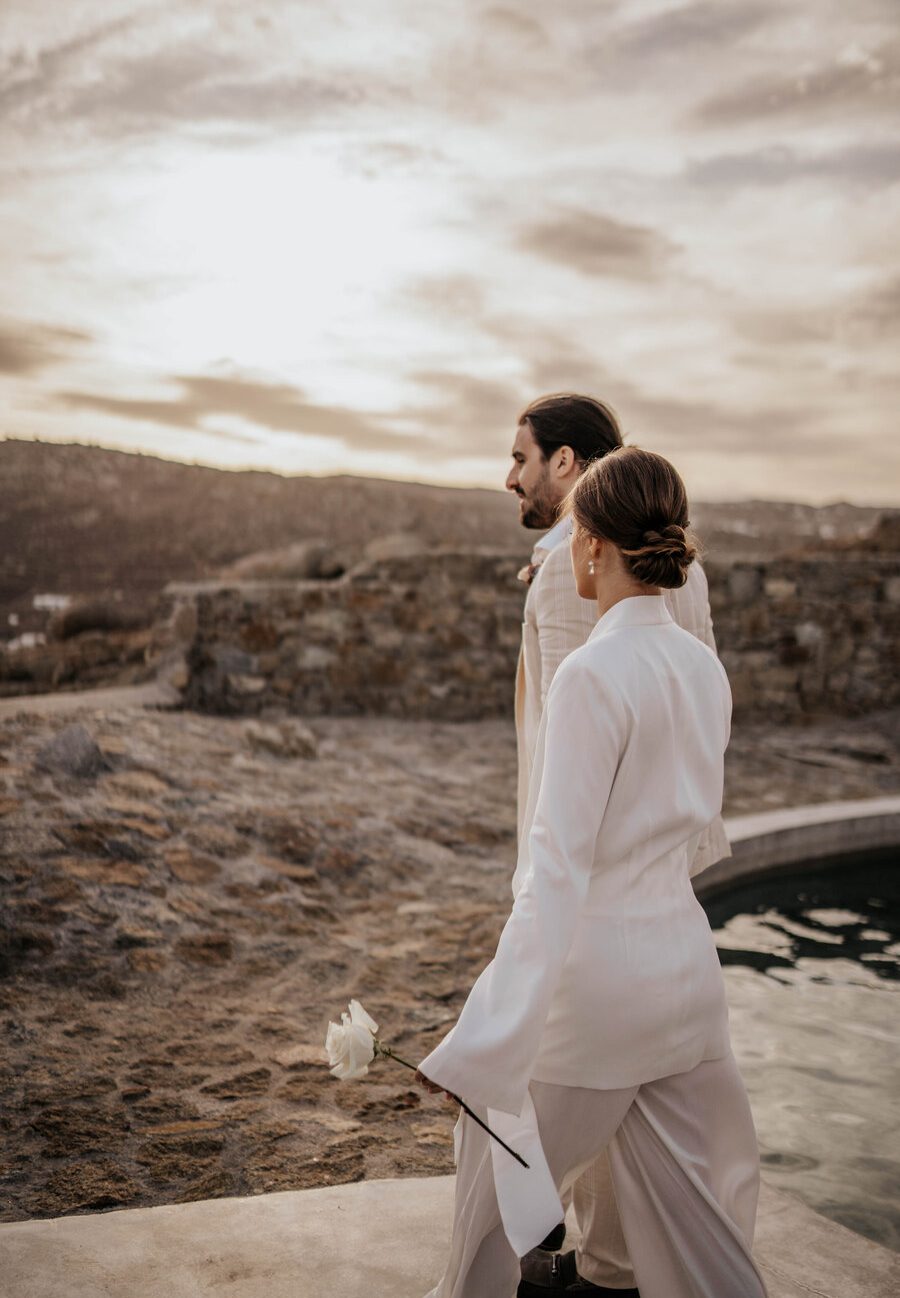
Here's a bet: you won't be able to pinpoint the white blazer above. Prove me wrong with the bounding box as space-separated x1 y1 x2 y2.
515 524 730 873
421 595 733 1118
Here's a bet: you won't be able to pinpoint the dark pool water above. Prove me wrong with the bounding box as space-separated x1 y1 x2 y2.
704 854 900 1253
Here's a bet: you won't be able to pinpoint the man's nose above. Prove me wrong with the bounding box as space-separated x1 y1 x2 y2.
505 466 519 491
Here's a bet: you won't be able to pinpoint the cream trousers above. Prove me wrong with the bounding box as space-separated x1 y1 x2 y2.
572 1147 634 1287
424 1053 768 1298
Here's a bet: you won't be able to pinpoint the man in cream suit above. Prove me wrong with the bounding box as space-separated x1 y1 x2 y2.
507 394 730 1297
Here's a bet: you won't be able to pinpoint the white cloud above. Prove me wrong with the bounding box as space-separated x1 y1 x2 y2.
0 0 897 504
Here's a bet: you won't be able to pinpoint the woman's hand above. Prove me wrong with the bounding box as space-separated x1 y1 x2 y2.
415 1069 458 1105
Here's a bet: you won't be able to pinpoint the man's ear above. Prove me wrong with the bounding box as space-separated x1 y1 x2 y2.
552 445 578 477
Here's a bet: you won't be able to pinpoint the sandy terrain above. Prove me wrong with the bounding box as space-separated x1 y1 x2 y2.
1 700 898 1221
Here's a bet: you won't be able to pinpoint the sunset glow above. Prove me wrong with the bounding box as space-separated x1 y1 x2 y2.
1 0 898 502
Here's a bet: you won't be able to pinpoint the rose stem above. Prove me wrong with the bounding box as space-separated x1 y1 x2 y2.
376 1044 530 1170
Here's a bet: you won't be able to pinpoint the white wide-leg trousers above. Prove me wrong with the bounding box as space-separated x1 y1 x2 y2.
423 1053 768 1298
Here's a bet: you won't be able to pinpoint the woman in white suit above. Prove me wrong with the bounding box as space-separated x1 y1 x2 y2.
417 447 767 1298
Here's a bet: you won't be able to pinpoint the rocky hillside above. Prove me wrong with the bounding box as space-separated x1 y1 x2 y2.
1 438 885 641
1 440 524 638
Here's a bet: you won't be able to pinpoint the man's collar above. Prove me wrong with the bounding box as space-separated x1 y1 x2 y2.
532 514 572 560
517 515 572 586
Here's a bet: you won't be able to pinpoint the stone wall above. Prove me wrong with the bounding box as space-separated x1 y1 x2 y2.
163 550 899 723
706 555 900 718
170 553 525 723
0 628 156 698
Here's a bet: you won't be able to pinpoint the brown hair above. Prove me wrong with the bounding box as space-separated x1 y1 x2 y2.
519 393 623 466
568 446 697 588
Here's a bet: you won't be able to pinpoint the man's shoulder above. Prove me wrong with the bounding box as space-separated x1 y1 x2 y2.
533 539 586 600
535 537 573 577
681 558 709 600
687 557 708 589
663 560 710 635
532 545 598 629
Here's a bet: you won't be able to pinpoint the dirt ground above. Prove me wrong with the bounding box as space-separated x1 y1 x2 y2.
1 701 898 1221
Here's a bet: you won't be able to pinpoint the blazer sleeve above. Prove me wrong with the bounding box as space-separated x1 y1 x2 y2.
531 546 597 708
418 654 626 1116
665 560 715 651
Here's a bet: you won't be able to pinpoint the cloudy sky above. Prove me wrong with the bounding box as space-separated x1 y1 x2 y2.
1 0 898 503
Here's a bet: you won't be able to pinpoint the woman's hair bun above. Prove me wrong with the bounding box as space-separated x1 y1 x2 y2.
622 522 697 589
567 445 699 589
643 524 685 550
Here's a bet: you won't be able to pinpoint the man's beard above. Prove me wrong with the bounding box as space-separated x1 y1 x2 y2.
518 471 559 530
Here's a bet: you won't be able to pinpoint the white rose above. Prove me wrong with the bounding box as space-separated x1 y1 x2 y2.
325 999 379 1080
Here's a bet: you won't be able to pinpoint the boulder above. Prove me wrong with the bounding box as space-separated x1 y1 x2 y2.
363 532 424 563
244 719 318 760
47 598 152 641
35 724 106 779
221 540 344 581
831 510 900 554
867 511 900 553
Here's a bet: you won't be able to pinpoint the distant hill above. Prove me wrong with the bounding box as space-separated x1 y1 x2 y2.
1 439 884 640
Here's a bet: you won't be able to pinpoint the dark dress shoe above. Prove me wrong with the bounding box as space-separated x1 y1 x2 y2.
538 1221 567 1251
518 1249 640 1297
518 1248 577 1292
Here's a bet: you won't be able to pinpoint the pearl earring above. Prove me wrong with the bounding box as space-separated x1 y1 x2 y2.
588 560 595 574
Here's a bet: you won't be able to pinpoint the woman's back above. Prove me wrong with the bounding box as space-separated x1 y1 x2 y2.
516 594 730 896
573 596 729 894
523 593 733 1090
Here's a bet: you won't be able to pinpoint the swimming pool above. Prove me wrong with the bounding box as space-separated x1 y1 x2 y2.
705 854 899 1252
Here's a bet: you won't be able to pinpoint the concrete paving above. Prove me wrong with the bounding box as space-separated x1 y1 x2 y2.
2 1175 898 1298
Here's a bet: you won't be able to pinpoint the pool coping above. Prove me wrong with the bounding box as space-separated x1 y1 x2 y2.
698 795 900 898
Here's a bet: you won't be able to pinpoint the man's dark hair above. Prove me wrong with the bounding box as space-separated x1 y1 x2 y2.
519 393 623 465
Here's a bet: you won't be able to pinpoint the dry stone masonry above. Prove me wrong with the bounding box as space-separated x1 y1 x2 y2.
162 550 900 724
708 556 900 718
168 553 524 722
